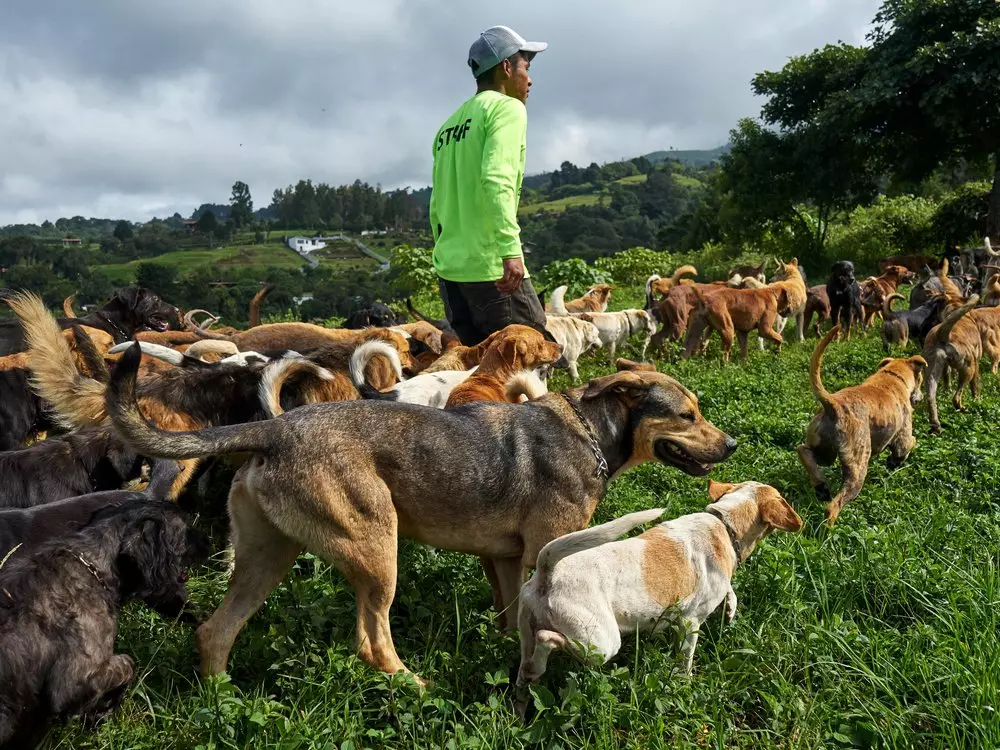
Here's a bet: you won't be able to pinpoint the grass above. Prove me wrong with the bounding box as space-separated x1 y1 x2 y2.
43 284 1000 749
520 173 702 215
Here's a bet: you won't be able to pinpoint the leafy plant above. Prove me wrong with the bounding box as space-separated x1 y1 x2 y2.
534 258 612 297
388 244 436 296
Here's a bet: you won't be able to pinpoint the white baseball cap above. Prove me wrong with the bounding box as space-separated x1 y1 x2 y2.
468 25 547 78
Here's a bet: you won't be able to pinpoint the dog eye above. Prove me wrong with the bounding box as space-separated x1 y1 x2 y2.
681 411 696 422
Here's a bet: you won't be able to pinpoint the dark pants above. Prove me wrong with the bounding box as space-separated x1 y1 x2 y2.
438 278 549 346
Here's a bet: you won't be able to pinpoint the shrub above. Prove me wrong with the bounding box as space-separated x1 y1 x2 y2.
389 244 436 295
931 181 990 250
824 195 937 272
534 258 612 297
594 247 674 285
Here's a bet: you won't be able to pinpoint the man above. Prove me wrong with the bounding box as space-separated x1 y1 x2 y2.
430 25 549 346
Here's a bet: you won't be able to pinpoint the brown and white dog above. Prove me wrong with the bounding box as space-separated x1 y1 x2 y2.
645 265 699 307
798 325 927 524
544 315 602 381
515 480 801 700
548 284 614 314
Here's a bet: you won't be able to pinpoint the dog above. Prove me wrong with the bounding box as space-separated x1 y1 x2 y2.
106 341 737 680
544 315 602 381
880 293 947 351
984 274 1000 307
645 266 699 309
826 261 865 339
445 325 562 408
573 309 658 362
515 480 801 702
682 260 804 363
0 427 147 510
0 497 208 748
860 265 915 327
921 295 1000 433
798 325 927 525
880 254 937 273
802 285 831 337
405 298 457 337
0 286 181 357
347 340 476 409
547 284 613 314
649 284 700 355
0 459 179 559
344 302 405 329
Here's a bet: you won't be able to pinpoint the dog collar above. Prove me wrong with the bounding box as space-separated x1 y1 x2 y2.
882 370 909 387
560 394 609 481
705 507 744 568
96 311 131 343
76 553 112 592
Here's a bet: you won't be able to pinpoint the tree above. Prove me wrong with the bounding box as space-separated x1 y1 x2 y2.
113 220 134 242
135 262 178 297
229 181 254 228
196 210 218 234
753 0 1000 241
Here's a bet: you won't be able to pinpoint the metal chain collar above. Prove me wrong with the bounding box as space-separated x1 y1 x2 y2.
560 394 609 480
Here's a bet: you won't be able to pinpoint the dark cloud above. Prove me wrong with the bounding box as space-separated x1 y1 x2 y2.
0 0 878 223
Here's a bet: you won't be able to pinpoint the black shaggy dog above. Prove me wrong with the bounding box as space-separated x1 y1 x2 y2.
0 286 182 356
0 427 145 509
826 261 865 337
0 459 179 559
0 498 208 748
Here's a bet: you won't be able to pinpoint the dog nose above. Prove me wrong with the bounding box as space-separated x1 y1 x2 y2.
722 436 738 457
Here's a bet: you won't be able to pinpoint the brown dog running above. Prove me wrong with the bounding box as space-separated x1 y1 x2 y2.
106 341 738 682
797 325 927 525
445 326 563 407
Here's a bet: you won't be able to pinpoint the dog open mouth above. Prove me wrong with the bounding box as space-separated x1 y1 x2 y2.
654 438 713 476
148 317 170 332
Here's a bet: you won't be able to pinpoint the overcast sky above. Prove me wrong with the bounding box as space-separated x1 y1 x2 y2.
0 0 878 225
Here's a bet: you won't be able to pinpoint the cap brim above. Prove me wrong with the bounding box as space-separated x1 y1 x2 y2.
520 41 547 53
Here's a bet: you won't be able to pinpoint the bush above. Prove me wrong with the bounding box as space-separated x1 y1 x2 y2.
534 258 612 297
594 247 674 285
824 195 937 272
931 182 990 250
389 244 436 296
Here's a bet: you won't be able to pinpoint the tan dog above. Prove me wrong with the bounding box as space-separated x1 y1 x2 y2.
445 326 563 407
544 314 602 381
798 325 927 525
516 480 800 699
860 265 914 327
547 284 614 314
984 274 1000 307
649 284 701 355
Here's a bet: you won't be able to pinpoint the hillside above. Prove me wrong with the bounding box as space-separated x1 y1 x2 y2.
643 145 730 166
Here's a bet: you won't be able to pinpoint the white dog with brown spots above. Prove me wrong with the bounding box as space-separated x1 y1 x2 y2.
515 480 802 697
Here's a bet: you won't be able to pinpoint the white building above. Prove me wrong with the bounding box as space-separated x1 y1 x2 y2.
287 236 327 254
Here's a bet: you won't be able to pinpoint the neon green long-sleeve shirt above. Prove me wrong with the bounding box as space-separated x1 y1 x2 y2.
429 90 529 282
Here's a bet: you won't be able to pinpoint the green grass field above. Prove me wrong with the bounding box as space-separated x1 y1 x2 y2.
42 284 1000 749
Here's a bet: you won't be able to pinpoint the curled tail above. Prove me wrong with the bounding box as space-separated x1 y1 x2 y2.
645 274 661 311
258 356 335 417
62 294 77 318
349 340 403 401
248 283 275 328
5 291 108 430
671 264 698 285
145 459 183 501
549 285 569 315
534 508 665 585
810 325 840 412
882 293 905 321
107 342 275 459
935 294 980 341
504 371 547 403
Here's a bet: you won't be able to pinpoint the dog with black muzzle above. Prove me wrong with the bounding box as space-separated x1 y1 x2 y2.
826 261 865 339
106 341 738 684
0 498 208 748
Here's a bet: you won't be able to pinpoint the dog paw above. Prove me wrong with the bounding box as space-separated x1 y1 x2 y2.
929 424 942 435
815 484 832 503
824 503 841 526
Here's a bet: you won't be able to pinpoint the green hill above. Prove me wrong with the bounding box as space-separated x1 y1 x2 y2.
643 145 730 166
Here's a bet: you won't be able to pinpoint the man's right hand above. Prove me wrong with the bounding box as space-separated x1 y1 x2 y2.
496 257 526 295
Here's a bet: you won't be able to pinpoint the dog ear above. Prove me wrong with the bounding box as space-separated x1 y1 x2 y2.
909 355 928 372
707 480 735 502
615 358 655 372
758 486 803 532
581 371 650 400
877 358 894 370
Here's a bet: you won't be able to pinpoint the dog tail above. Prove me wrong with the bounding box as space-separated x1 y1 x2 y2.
671 264 698 285
349 340 403 402
549 285 569 315
810 325 840 412
533 508 666 584
258 356 336 417
184 339 240 362
108 342 274 458
882 293 905 321
406 297 437 325
248 283 275 328
504 370 548 403
71 324 110 383
145 459 183 501
62 294 77 318
936 294 981 341
5 291 109 430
